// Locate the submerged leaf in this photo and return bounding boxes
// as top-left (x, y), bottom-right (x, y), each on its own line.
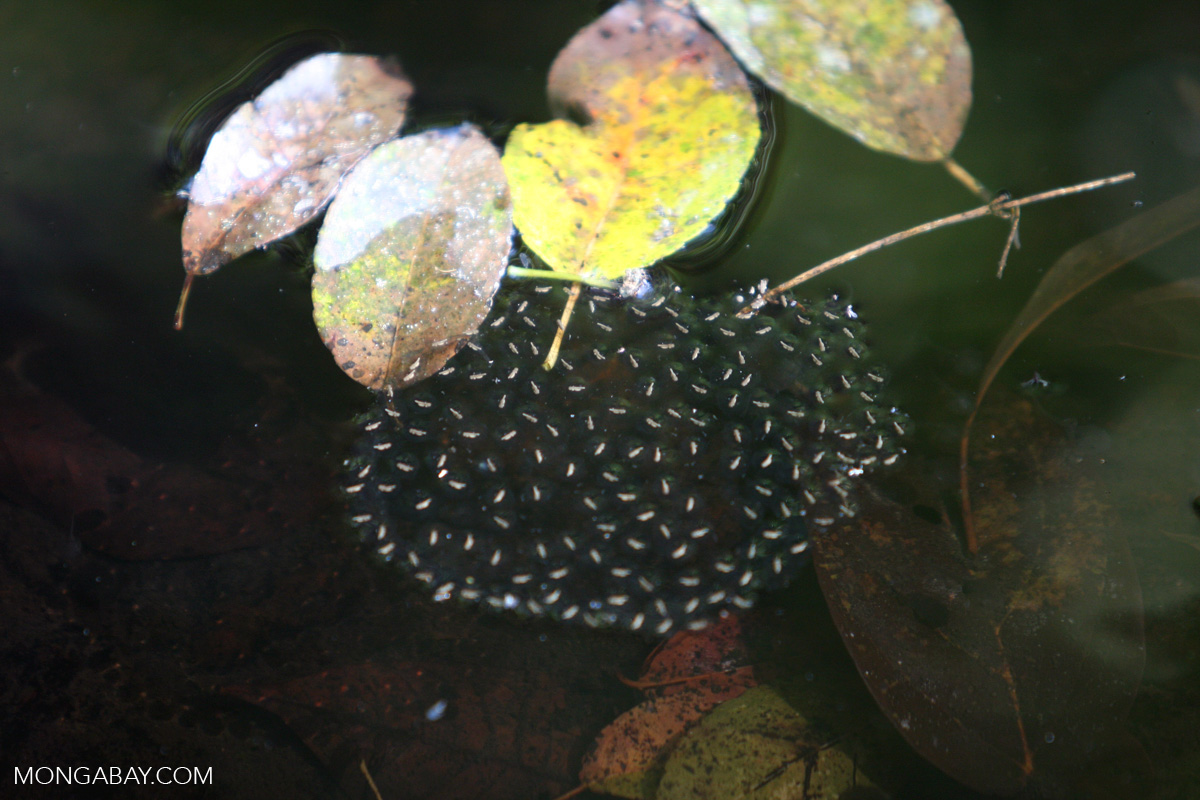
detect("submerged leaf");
top-left (502, 0), bottom-right (760, 281)
top-left (657, 685), bottom-right (896, 800)
top-left (692, 0), bottom-right (971, 160)
top-left (178, 53), bottom-right (411, 320)
top-left (814, 394), bottom-right (1145, 795)
top-left (975, 185), bottom-right (1200, 408)
top-left (311, 124), bottom-right (512, 391)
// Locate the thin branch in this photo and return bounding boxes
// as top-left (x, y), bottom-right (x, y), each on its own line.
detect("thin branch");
top-left (742, 171), bottom-right (1136, 315)
top-left (543, 281), bottom-right (581, 371)
top-left (996, 204), bottom-right (1021, 277)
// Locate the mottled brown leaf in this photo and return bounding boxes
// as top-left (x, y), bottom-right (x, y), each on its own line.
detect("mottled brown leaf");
top-left (177, 53), bottom-right (411, 325)
top-left (582, 613), bottom-right (759, 798)
top-left (636, 613), bottom-right (753, 688)
top-left (814, 394), bottom-right (1145, 796)
top-left (580, 672), bottom-right (757, 799)
top-left (311, 124), bottom-right (512, 391)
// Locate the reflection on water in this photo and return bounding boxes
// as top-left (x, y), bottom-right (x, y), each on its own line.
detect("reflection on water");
top-left (2, 1), bottom-right (1200, 797)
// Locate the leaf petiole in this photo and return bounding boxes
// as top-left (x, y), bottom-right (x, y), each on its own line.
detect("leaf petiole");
top-left (506, 265), bottom-right (617, 290)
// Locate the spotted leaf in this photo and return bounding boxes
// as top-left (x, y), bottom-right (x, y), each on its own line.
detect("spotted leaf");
top-left (312, 124), bottom-right (513, 391)
top-left (177, 53), bottom-right (411, 325)
top-left (692, 0), bottom-right (971, 160)
top-left (502, 0), bottom-right (760, 282)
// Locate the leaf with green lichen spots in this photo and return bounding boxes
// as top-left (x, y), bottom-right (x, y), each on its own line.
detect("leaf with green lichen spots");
top-left (502, 0), bottom-right (760, 283)
top-left (692, 0), bottom-right (971, 160)
top-left (311, 124), bottom-right (512, 392)
top-left (657, 685), bottom-right (905, 799)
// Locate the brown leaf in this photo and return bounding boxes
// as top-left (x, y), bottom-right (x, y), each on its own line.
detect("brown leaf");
top-left (1081, 278), bottom-right (1200, 360)
top-left (636, 613), bottom-right (753, 689)
top-left (814, 393), bottom-right (1145, 796)
top-left (968, 184), bottom-right (1200, 444)
top-left (580, 671), bottom-right (757, 798)
top-left (178, 53), bottom-right (411, 323)
top-left (311, 124), bottom-right (512, 391)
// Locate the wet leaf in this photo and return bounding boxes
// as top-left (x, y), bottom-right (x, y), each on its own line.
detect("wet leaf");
top-left (972, 184), bottom-right (1200, 416)
top-left (692, 0), bottom-right (971, 160)
top-left (636, 613), bottom-right (753, 688)
top-left (814, 393), bottom-right (1145, 796)
top-left (581, 673), bottom-right (758, 799)
top-left (581, 617), bottom-right (759, 798)
top-left (311, 124), bottom-right (512, 391)
top-left (1081, 278), bottom-right (1200, 361)
top-left (502, 0), bottom-right (760, 282)
top-left (178, 53), bottom-right (412, 322)
top-left (657, 685), bottom-right (895, 800)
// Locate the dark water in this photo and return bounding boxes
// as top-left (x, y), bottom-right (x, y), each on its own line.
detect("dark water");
top-left (3, 1), bottom-right (1200, 798)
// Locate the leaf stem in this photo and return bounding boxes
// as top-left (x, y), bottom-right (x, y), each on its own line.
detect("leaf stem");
top-left (507, 266), bottom-right (616, 289)
top-left (742, 171), bottom-right (1137, 315)
top-left (943, 157), bottom-right (990, 200)
top-left (173, 273), bottom-right (195, 331)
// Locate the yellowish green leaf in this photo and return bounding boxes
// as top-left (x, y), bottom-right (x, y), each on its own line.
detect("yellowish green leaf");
top-left (502, 0), bottom-right (760, 282)
top-left (692, 0), bottom-right (971, 160)
top-left (657, 686), bottom-right (899, 799)
top-left (311, 124), bottom-right (512, 391)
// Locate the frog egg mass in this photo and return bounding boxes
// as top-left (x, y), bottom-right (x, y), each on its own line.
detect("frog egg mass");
top-left (342, 280), bottom-right (904, 634)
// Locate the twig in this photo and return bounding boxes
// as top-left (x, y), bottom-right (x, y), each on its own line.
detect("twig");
top-left (741, 171), bottom-right (1136, 315)
top-left (360, 759), bottom-right (384, 800)
top-left (996, 204), bottom-right (1021, 277)
top-left (543, 282), bottom-right (581, 370)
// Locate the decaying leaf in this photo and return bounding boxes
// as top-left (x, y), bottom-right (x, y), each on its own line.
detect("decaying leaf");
top-left (656, 685), bottom-right (896, 800)
top-left (581, 616), bottom-right (759, 799)
top-left (636, 613), bottom-right (753, 688)
top-left (814, 393), bottom-right (1145, 796)
top-left (177, 52), bottom-right (412, 325)
top-left (503, 0), bottom-right (760, 282)
top-left (692, 0), bottom-right (971, 160)
top-left (582, 673), bottom-right (758, 799)
top-left (311, 124), bottom-right (512, 391)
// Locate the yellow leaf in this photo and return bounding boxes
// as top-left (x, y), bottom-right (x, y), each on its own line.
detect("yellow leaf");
top-left (502, 0), bottom-right (760, 282)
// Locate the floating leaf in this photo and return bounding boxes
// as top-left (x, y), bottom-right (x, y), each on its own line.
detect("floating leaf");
top-left (311, 124), bottom-right (512, 391)
top-left (814, 394), bottom-right (1145, 795)
top-left (178, 53), bottom-right (412, 324)
top-left (692, 0), bottom-right (971, 160)
top-left (502, 0), bottom-right (760, 281)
